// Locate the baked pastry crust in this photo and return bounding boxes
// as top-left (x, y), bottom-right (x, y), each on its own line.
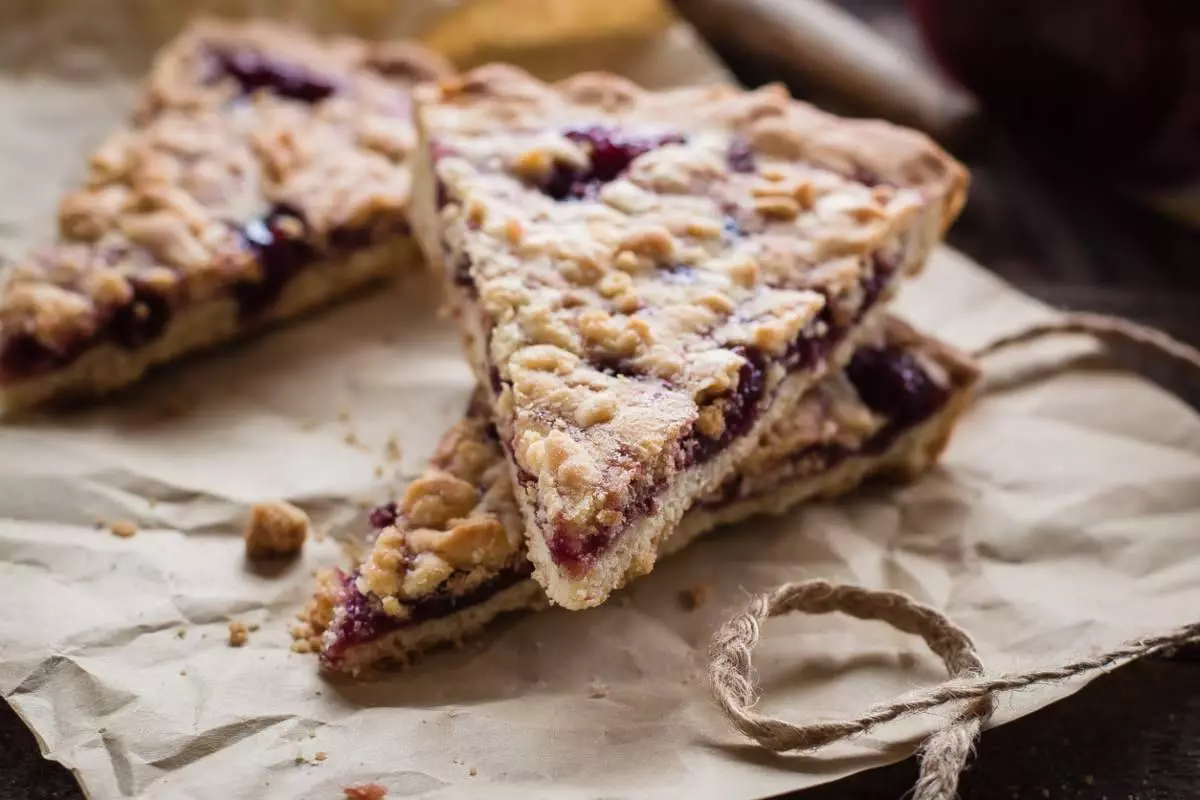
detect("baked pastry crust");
top-left (307, 317), bottom-right (979, 675)
top-left (0, 19), bottom-right (451, 414)
top-left (409, 64), bottom-right (967, 608)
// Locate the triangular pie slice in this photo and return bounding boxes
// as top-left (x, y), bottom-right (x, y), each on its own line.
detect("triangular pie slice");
top-left (408, 65), bottom-right (967, 607)
top-left (305, 317), bottom-right (979, 675)
top-left (0, 20), bottom-right (450, 414)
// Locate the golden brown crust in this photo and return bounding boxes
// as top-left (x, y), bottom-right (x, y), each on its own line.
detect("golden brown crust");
top-left (411, 64), bottom-right (966, 604)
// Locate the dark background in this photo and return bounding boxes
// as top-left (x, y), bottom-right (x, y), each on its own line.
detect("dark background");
top-left (4, 1), bottom-right (1200, 798)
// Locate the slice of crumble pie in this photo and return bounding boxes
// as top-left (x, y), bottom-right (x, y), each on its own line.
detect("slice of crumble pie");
top-left (408, 65), bottom-right (967, 607)
top-left (0, 19), bottom-right (451, 413)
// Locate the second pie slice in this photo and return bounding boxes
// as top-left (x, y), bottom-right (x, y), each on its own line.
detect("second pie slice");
top-left (410, 66), bottom-right (967, 608)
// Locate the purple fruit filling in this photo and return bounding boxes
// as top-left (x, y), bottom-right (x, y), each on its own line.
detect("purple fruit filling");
top-left (206, 47), bottom-right (339, 103)
top-left (706, 342), bottom-right (951, 507)
top-left (845, 344), bottom-right (949, 432)
top-left (539, 126), bottom-right (686, 201)
top-left (320, 565), bottom-right (532, 664)
top-left (727, 136), bottom-right (756, 174)
top-left (233, 204), bottom-right (317, 318)
top-left (369, 501), bottom-right (400, 531)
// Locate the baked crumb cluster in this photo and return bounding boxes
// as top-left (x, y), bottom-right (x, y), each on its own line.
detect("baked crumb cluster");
top-left (244, 499), bottom-right (310, 558)
top-left (354, 402), bottom-right (526, 618)
top-left (419, 65), bottom-right (964, 559)
top-left (0, 19), bottom-right (449, 384)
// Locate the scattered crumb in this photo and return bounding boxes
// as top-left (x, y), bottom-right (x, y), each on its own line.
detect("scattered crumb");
top-left (228, 620), bottom-right (250, 648)
top-left (383, 435), bottom-right (402, 462)
top-left (315, 751), bottom-right (327, 762)
top-left (179, 669), bottom-right (187, 676)
top-left (175, 627), bottom-right (187, 639)
top-left (299, 419), bottom-right (320, 431)
top-left (343, 783), bottom-right (388, 800)
top-left (678, 581), bottom-right (712, 611)
top-left (343, 431), bottom-right (362, 448)
top-left (374, 465), bottom-right (385, 478)
top-left (244, 500), bottom-right (309, 559)
top-left (110, 520), bottom-right (138, 538)
top-left (468, 767), bottom-right (477, 777)
top-left (93, 518), bottom-right (106, 529)
top-left (588, 679), bottom-right (609, 699)
top-left (338, 409), bottom-right (352, 423)
top-left (148, 498), bottom-right (158, 509)
top-left (294, 756), bottom-right (305, 765)
top-left (290, 639), bottom-right (313, 654)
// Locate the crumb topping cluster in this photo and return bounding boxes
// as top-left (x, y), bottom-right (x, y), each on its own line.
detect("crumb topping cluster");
top-left (355, 402), bottom-right (526, 617)
top-left (0, 20), bottom-right (449, 380)
top-left (420, 65), bottom-right (964, 547)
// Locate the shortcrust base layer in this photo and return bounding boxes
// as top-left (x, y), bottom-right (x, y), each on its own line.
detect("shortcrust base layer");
top-left (0, 238), bottom-right (420, 414)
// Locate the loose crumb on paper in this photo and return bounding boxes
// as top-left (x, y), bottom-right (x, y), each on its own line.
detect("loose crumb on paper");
top-left (468, 767), bottom-right (477, 777)
top-left (315, 751), bottom-right (327, 762)
top-left (228, 621), bottom-right (250, 647)
top-left (678, 581), bottom-right (712, 610)
top-left (588, 679), bottom-right (609, 699)
top-left (343, 784), bottom-right (388, 800)
top-left (384, 434), bottom-right (402, 462)
top-left (244, 500), bottom-right (309, 559)
top-left (110, 520), bottom-right (138, 538)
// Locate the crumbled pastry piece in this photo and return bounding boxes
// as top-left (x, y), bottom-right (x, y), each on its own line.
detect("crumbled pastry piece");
top-left (0, 20), bottom-right (452, 415)
top-left (411, 65), bottom-right (967, 609)
top-left (588, 679), bottom-right (609, 699)
top-left (109, 520), bottom-right (138, 538)
top-left (315, 318), bottom-right (982, 675)
top-left (678, 581), bottom-right (713, 611)
top-left (244, 500), bottom-right (310, 559)
top-left (343, 784), bottom-right (388, 800)
top-left (228, 620), bottom-right (250, 647)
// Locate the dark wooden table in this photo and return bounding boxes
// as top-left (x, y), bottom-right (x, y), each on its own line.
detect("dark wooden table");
top-left (4, 2), bottom-right (1200, 799)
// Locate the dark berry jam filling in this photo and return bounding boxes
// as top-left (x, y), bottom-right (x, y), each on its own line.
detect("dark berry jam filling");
top-left (369, 501), bottom-right (400, 531)
top-left (705, 342), bottom-right (952, 508)
top-left (845, 344), bottom-right (949, 436)
top-left (547, 477), bottom-right (661, 577)
top-left (206, 47), bottom-right (339, 103)
top-left (233, 204), bottom-right (317, 318)
top-left (107, 280), bottom-right (173, 350)
top-left (539, 126), bottom-right (686, 201)
top-left (727, 136), bottom-right (756, 174)
top-left (320, 564), bottom-right (532, 664)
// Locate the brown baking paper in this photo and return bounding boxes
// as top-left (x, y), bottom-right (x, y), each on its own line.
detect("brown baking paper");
top-left (2, 3), bottom-right (1200, 799)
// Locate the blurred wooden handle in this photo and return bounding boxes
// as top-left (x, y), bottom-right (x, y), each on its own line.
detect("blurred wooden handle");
top-left (671, 0), bottom-right (981, 148)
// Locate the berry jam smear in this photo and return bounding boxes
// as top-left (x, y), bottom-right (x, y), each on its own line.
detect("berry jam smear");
top-left (206, 47), bottom-right (339, 103)
top-left (320, 565), bottom-right (532, 664)
top-left (540, 126), bottom-right (686, 201)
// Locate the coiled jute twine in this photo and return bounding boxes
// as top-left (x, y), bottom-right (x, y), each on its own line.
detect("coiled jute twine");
top-left (708, 312), bottom-right (1200, 800)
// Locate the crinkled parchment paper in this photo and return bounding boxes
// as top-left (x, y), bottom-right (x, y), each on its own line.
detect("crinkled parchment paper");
top-left (2, 3), bottom-right (1200, 799)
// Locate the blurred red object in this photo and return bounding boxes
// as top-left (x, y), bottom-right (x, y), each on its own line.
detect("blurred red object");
top-left (910, 0), bottom-right (1199, 192)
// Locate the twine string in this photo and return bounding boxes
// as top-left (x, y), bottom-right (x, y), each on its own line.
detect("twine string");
top-left (708, 312), bottom-right (1200, 799)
